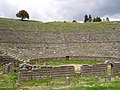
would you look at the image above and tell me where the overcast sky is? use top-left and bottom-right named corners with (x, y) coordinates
top-left (0, 0), bottom-right (120, 22)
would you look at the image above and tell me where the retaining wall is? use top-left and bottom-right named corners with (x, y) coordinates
top-left (112, 62), bottom-right (120, 75)
top-left (19, 61), bottom-right (120, 81)
top-left (19, 64), bottom-right (75, 80)
top-left (80, 64), bottom-right (107, 76)
top-left (0, 55), bottom-right (19, 66)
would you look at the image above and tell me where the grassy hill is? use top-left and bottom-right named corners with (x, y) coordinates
top-left (0, 17), bottom-right (120, 32)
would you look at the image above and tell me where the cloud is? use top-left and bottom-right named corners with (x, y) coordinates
top-left (0, 0), bottom-right (18, 18)
top-left (0, 0), bottom-right (120, 21)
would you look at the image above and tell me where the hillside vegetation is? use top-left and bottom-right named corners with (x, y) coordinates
top-left (0, 17), bottom-right (120, 32)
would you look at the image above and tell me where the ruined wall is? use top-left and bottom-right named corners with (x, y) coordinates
top-left (3, 63), bottom-right (15, 74)
top-left (18, 61), bottom-right (120, 81)
top-left (80, 64), bottom-right (107, 76)
top-left (19, 64), bottom-right (75, 80)
top-left (69, 56), bottom-right (120, 61)
top-left (112, 62), bottom-right (120, 75)
top-left (0, 55), bottom-right (19, 66)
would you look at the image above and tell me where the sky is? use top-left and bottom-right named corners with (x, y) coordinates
top-left (0, 0), bottom-right (120, 22)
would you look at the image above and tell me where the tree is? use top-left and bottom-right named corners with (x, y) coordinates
top-left (93, 17), bottom-right (102, 22)
top-left (84, 14), bottom-right (89, 23)
top-left (84, 14), bottom-right (92, 22)
top-left (96, 17), bottom-right (102, 22)
top-left (16, 10), bottom-right (29, 21)
top-left (88, 15), bottom-right (92, 22)
top-left (106, 17), bottom-right (109, 22)
top-left (93, 17), bottom-right (96, 22)
top-left (72, 20), bottom-right (77, 22)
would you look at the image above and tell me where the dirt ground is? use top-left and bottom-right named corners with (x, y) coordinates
top-left (60, 64), bottom-right (82, 72)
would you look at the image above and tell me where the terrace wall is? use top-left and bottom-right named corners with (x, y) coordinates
top-left (80, 64), bottom-right (107, 76)
top-left (18, 61), bottom-right (120, 81)
top-left (19, 63), bottom-right (107, 81)
top-left (111, 62), bottom-right (120, 75)
top-left (19, 64), bottom-right (75, 80)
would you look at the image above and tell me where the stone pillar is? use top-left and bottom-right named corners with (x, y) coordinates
top-left (108, 74), bottom-right (111, 81)
top-left (50, 81), bottom-right (54, 87)
top-left (9, 63), bottom-right (14, 73)
top-left (94, 76), bottom-right (99, 82)
top-left (3, 65), bottom-right (5, 74)
top-left (4, 64), bottom-right (9, 74)
top-left (17, 72), bottom-right (21, 88)
top-left (66, 76), bottom-right (70, 86)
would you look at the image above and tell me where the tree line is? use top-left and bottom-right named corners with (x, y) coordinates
top-left (16, 10), bottom-right (109, 23)
top-left (84, 14), bottom-right (109, 23)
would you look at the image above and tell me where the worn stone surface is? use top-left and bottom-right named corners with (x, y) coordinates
top-left (0, 29), bottom-right (120, 60)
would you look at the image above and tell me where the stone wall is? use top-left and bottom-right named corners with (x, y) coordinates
top-left (111, 62), bottom-right (120, 75)
top-left (30, 57), bottom-right (66, 64)
top-left (0, 55), bottom-right (19, 66)
top-left (19, 64), bottom-right (75, 80)
top-left (30, 56), bottom-right (120, 64)
top-left (69, 56), bottom-right (120, 61)
top-left (3, 63), bottom-right (15, 74)
top-left (80, 64), bottom-right (107, 76)
top-left (18, 61), bottom-right (120, 81)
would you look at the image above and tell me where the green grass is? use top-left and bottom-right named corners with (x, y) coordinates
top-left (20, 76), bottom-right (120, 90)
top-left (61, 81), bottom-right (120, 90)
top-left (0, 66), bottom-right (3, 73)
top-left (0, 73), bottom-right (17, 88)
top-left (21, 76), bottom-right (95, 89)
top-left (33, 60), bottom-right (103, 66)
top-left (0, 88), bottom-right (28, 90)
top-left (1, 72), bottom-right (120, 90)
top-left (0, 17), bottom-right (120, 32)
top-left (0, 88), bottom-right (17, 90)
top-left (22, 79), bottom-right (51, 87)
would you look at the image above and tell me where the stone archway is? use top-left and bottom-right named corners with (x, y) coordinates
top-left (110, 63), bottom-right (114, 75)
top-left (105, 61), bottom-right (114, 75)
